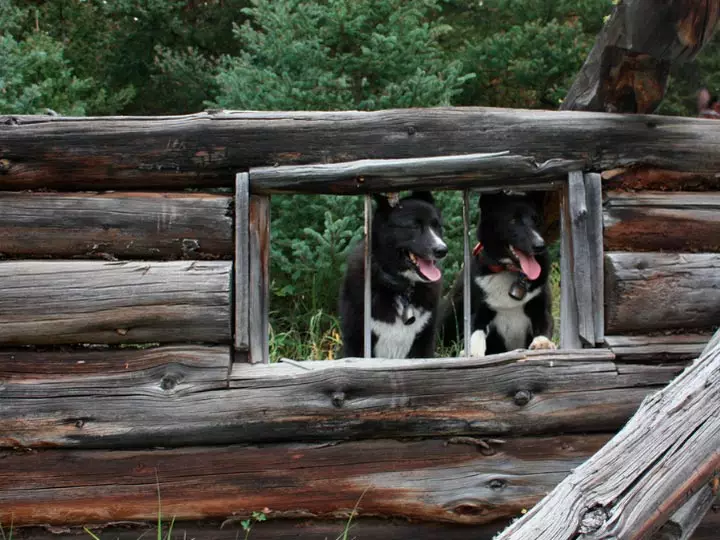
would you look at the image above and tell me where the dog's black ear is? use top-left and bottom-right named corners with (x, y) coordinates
top-left (409, 191), bottom-right (435, 204)
top-left (373, 194), bottom-right (392, 213)
top-left (478, 192), bottom-right (499, 211)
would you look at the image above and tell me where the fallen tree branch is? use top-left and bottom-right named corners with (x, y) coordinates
top-left (495, 328), bottom-right (720, 539)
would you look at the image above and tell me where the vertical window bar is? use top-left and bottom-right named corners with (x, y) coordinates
top-left (462, 189), bottom-right (472, 357)
top-left (363, 194), bottom-right (373, 358)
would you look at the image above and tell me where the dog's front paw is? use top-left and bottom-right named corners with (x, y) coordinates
top-left (529, 335), bottom-right (557, 351)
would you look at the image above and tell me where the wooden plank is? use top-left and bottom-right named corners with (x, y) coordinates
top-left (9, 511), bottom-right (720, 540)
top-left (0, 260), bottom-right (231, 345)
top-left (652, 485), bottom-right (718, 540)
top-left (234, 173), bottom-right (250, 351)
top-left (568, 171), bottom-right (595, 345)
top-left (605, 334), bottom-right (712, 362)
top-left (560, 182), bottom-right (581, 349)
top-left (0, 191), bottom-right (233, 260)
top-left (561, 0), bottom-right (720, 113)
top-left (0, 349), bottom-right (683, 448)
top-left (248, 152), bottom-right (579, 195)
top-left (7, 109), bottom-right (720, 190)
top-left (495, 329), bottom-right (720, 540)
top-left (248, 195), bottom-right (270, 363)
top-left (584, 173), bottom-right (604, 344)
top-left (12, 519), bottom-right (511, 540)
top-left (605, 252), bottom-right (720, 333)
top-left (602, 167), bottom-right (720, 192)
top-left (0, 434), bottom-right (611, 527)
top-left (603, 191), bottom-right (720, 252)
top-left (0, 346), bottom-right (231, 398)
top-left (462, 190), bottom-right (472, 357)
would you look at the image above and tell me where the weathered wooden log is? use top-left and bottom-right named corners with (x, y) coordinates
top-left (651, 486), bottom-right (718, 540)
top-left (0, 346), bottom-right (231, 398)
top-left (0, 349), bottom-right (682, 448)
top-left (603, 191), bottom-right (720, 252)
top-left (6, 109), bottom-right (720, 190)
top-left (605, 333), bottom-right (712, 362)
top-left (0, 434), bottom-right (610, 527)
top-left (604, 252), bottom-right (720, 333)
top-left (0, 191), bottom-right (233, 259)
top-left (234, 173), bottom-right (250, 350)
top-left (0, 260), bottom-right (231, 345)
top-left (561, 0), bottom-right (720, 113)
top-left (602, 166), bottom-right (720, 192)
top-left (9, 511), bottom-right (720, 540)
top-left (248, 194), bottom-right (270, 363)
top-left (248, 152), bottom-right (573, 194)
top-left (495, 329), bottom-right (720, 540)
top-left (12, 519), bottom-right (511, 540)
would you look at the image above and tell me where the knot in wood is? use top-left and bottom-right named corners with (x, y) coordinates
top-left (75, 419), bottom-right (85, 428)
top-left (331, 391), bottom-right (346, 408)
top-left (161, 375), bottom-right (178, 391)
top-left (513, 389), bottom-right (532, 406)
top-left (578, 505), bottom-right (608, 534)
top-left (407, 125), bottom-right (416, 135)
top-left (452, 502), bottom-right (485, 516)
top-left (488, 478), bottom-right (507, 490)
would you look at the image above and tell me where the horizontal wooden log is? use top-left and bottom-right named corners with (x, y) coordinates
top-left (0, 349), bottom-right (683, 448)
top-left (0, 345), bottom-right (231, 398)
top-left (604, 191), bottom-right (720, 252)
top-left (10, 519), bottom-right (510, 540)
top-left (6, 109), bottom-right (720, 190)
top-left (0, 261), bottom-right (231, 345)
top-left (248, 153), bottom-right (575, 194)
top-left (605, 333), bottom-right (712, 362)
top-left (0, 434), bottom-right (611, 527)
top-left (602, 166), bottom-right (720, 192)
top-left (496, 329), bottom-right (720, 540)
top-left (604, 252), bottom-right (720, 333)
top-left (8, 511), bottom-right (720, 540)
top-left (0, 191), bottom-right (233, 259)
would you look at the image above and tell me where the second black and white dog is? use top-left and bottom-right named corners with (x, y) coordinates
top-left (338, 191), bottom-right (447, 359)
top-left (440, 191), bottom-right (556, 356)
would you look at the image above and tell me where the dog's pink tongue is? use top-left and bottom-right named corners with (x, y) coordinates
top-left (516, 250), bottom-right (541, 280)
top-left (417, 257), bottom-right (442, 282)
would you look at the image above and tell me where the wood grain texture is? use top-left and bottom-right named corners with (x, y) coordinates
top-left (249, 152), bottom-right (577, 194)
top-left (602, 166), bottom-right (720, 192)
top-left (248, 195), bottom-right (269, 363)
top-left (603, 191), bottom-right (720, 252)
top-left (7, 109), bottom-right (720, 190)
top-left (0, 349), bottom-right (682, 449)
top-left (7, 511), bottom-right (720, 540)
top-left (568, 171), bottom-right (595, 345)
top-left (0, 260), bottom-right (231, 345)
top-left (584, 173), bottom-right (604, 344)
top-left (604, 252), bottom-right (720, 333)
top-left (495, 329), bottom-right (720, 540)
top-left (234, 173), bottom-right (249, 350)
top-left (561, 0), bottom-right (720, 113)
top-left (0, 435), bottom-right (611, 527)
top-left (651, 486), bottom-right (718, 540)
top-left (605, 334), bottom-right (712, 362)
top-left (560, 183), bottom-right (582, 349)
top-left (0, 346), bottom-right (231, 398)
top-left (0, 191), bottom-right (233, 260)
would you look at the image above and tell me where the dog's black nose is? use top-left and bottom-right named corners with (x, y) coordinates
top-left (433, 245), bottom-right (448, 259)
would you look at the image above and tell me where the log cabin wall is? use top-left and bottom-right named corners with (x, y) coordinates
top-left (0, 109), bottom-right (718, 539)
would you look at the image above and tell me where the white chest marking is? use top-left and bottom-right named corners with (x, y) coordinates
top-left (371, 307), bottom-right (431, 359)
top-left (475, 272), bottom-right (543, 350)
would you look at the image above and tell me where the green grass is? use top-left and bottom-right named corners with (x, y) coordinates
top-left (270, 261), bottom-right (563, 361)
top-left (0, 516), bottom-right (14, 540)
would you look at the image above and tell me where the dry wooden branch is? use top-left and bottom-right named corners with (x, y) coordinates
top-left (495, 329), bottom-right (720, 539)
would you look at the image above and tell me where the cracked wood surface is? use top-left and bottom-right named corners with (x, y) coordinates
top-left (603, 191), bottom-right (720, 252)
top-left (495, 329), bottom-right (720, 540)
top-left (0, 349), bottom-right (682, 449)
top-left (0, 191), bottom-right (233, 260)
top-left (604, 252), bottom-right (720, 333)
top-left (0, 260), bottom-right (231, 345)
top-left (0, 435), bottom-right (610, 527)
top-left (6, 109), bottom-right (720, 190)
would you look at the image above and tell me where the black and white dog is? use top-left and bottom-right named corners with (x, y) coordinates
top-left (440, 191), bottom-right (555, 356)
top-left (339, 191), bottom-right (447, 358)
